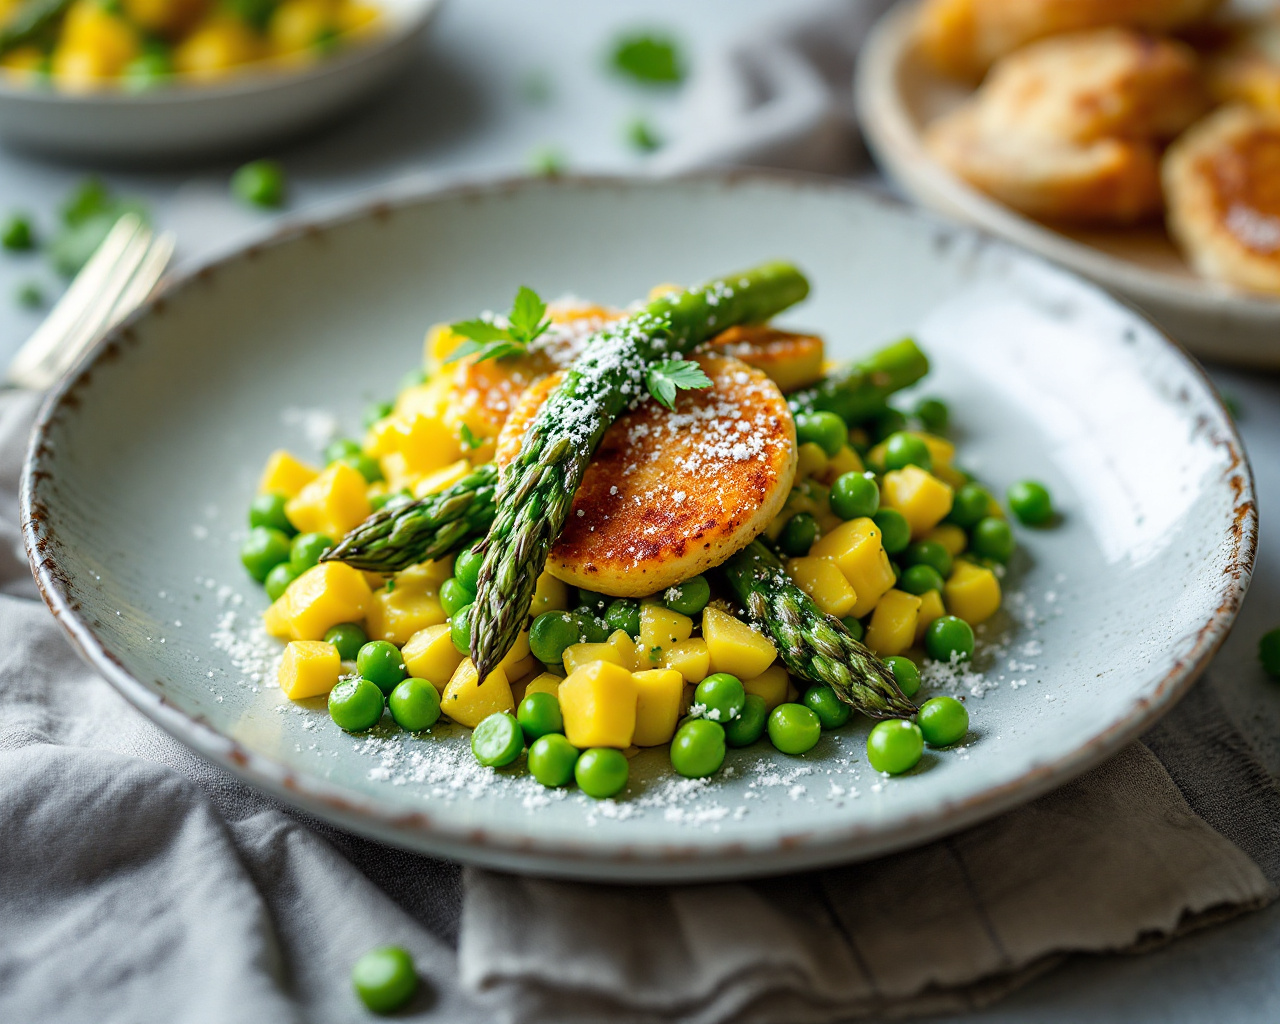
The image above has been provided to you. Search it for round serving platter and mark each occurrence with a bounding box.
[21,173,1255,881]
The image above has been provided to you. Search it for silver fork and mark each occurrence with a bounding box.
[7,213,175,392]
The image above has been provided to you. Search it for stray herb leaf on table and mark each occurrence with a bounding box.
[610,31,685,85]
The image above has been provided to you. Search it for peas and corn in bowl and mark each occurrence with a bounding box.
[242,265,1059,801]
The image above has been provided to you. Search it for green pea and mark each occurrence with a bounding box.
[767,703,821,755]
[669,719,726,778]
[363,400,393,429]
[779,512,819,557]
[248,492,294,534]
[665,575,711,616]
[324,622,368,662]
[914,397,949,434]
[530,611,584,664]
[946,483,991,530]
[575,747,629,798]
[351,945,417,1014]
[122,49,171,92]
[388,678,441,731]
[971,517,1015,563]
[231,159,286,209]
[873,407,908,441]
[439,577,476,618]
[575,588,611,615]
[724,694,768,747]
[453,543,484,592]
[572,610,610,643]
[357,640,407,695]
[1,213,34,251]
[528,733,579,787]
[883,432,932,472]
[829,472,879,521]
[899,564,944,596]
[903,540,952,578]
[883,655,920,698]
[924,615,974,663]
[517,691,563,741]
[872,509,911,555]
[866,719,923,774]
[339,452,384,484]
[840,616,865,642]
[16,281,43,309]
[471,712,524,768]
[795,411,848,457]
[1260,628,1280,678]
[240,526,292,582]
[693,672,745,723]
[802,685,851,729]
[328,677,384,732]
[1008,480,1054,526]
[918,696,968,747]
[324,439,362,464]
[264,561,299,602]
[451,604,474,655]
[605,598,641,638]
[289,532,333,573]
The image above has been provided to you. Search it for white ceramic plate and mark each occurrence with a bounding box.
[856,0,1280,368]
[0,0,441,160]
[21,174,1256,881]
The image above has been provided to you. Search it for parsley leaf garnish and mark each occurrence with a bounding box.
[646,359,712,411]
[458,423,483,451]
[446,285,552,364]
[610,33,685,85]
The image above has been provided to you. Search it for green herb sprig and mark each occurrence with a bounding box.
[446,286,552,365]
[645,358,712,410]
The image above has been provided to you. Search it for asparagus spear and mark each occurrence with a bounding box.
[788,336,928,422]
[1,0,72,55]
[469,261,811,679]
[321,463,498,572]
[324,336,929,573]
[722,540,916,719]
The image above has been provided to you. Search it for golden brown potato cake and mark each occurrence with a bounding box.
[1164,104,1280,295]
[703,325,826,392]
[496,355,797,597]
[1194,10,1280,114]
[926,29,1208,223]
[917,0,1225,80]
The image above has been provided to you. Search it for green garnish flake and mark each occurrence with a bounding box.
[646,358,712,410]
[610,31,685,85]
[528,146,566,177]
[2,213,35,251]
[446,285,552,365]
[626,116,662,153]
[459,423,483,451]
[50,178,150,278]
[15,281,44,309]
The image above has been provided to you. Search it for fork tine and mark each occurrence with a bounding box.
[105,230,174,332]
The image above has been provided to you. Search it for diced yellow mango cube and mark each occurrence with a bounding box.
[640,604,693,658]
[503,655,539,686]
[918,432,955,468]
[823,445,865,482]
[702,606,777,679]
[285,462,372,539]
[881,466,954,540]
[280,562,373,641]
[523,672,563,698]
[559,660,637,748]
[259,450,319,497]
[810,518,896,618]
[944,561,1002,625]
[397,557,454,589]
[924,523,967,557]
[631,668,685,746]
[531,571,571,615]
[366,586,446,645]
[364,416,401,458]
[915,588,946,643]
[412,459,470,498]
[278,640,341,699]
[263,596,293,638]
[606,629,638,671]
[378,452,417,494]
[392,412,462,477]
[743,664,790,711]
[563,640,628,675]
[394,377,453,421]
[786,555,858,617]
[660,638,710,682]
[796,442,829,481]
[864,589,923,657]
[934,463,969,490]
[497,631,533,675]
[440,660,513,728]
[402,623,463,690]
[425,323,465,368]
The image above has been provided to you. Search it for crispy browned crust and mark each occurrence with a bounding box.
[1164,104,1280,295]
[496,355,797,597]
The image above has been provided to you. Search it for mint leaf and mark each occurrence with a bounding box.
[646,359,712,411]
[611,33,685,85]
[450,319,510,344]
[508,285,550,345]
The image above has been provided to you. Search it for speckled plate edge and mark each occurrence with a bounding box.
[19,172,1259,881]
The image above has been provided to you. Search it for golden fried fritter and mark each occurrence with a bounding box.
[1194,9,1280,114]
[1164,104,1280,294]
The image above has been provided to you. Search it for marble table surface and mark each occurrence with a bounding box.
[0,1,1276,1019]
